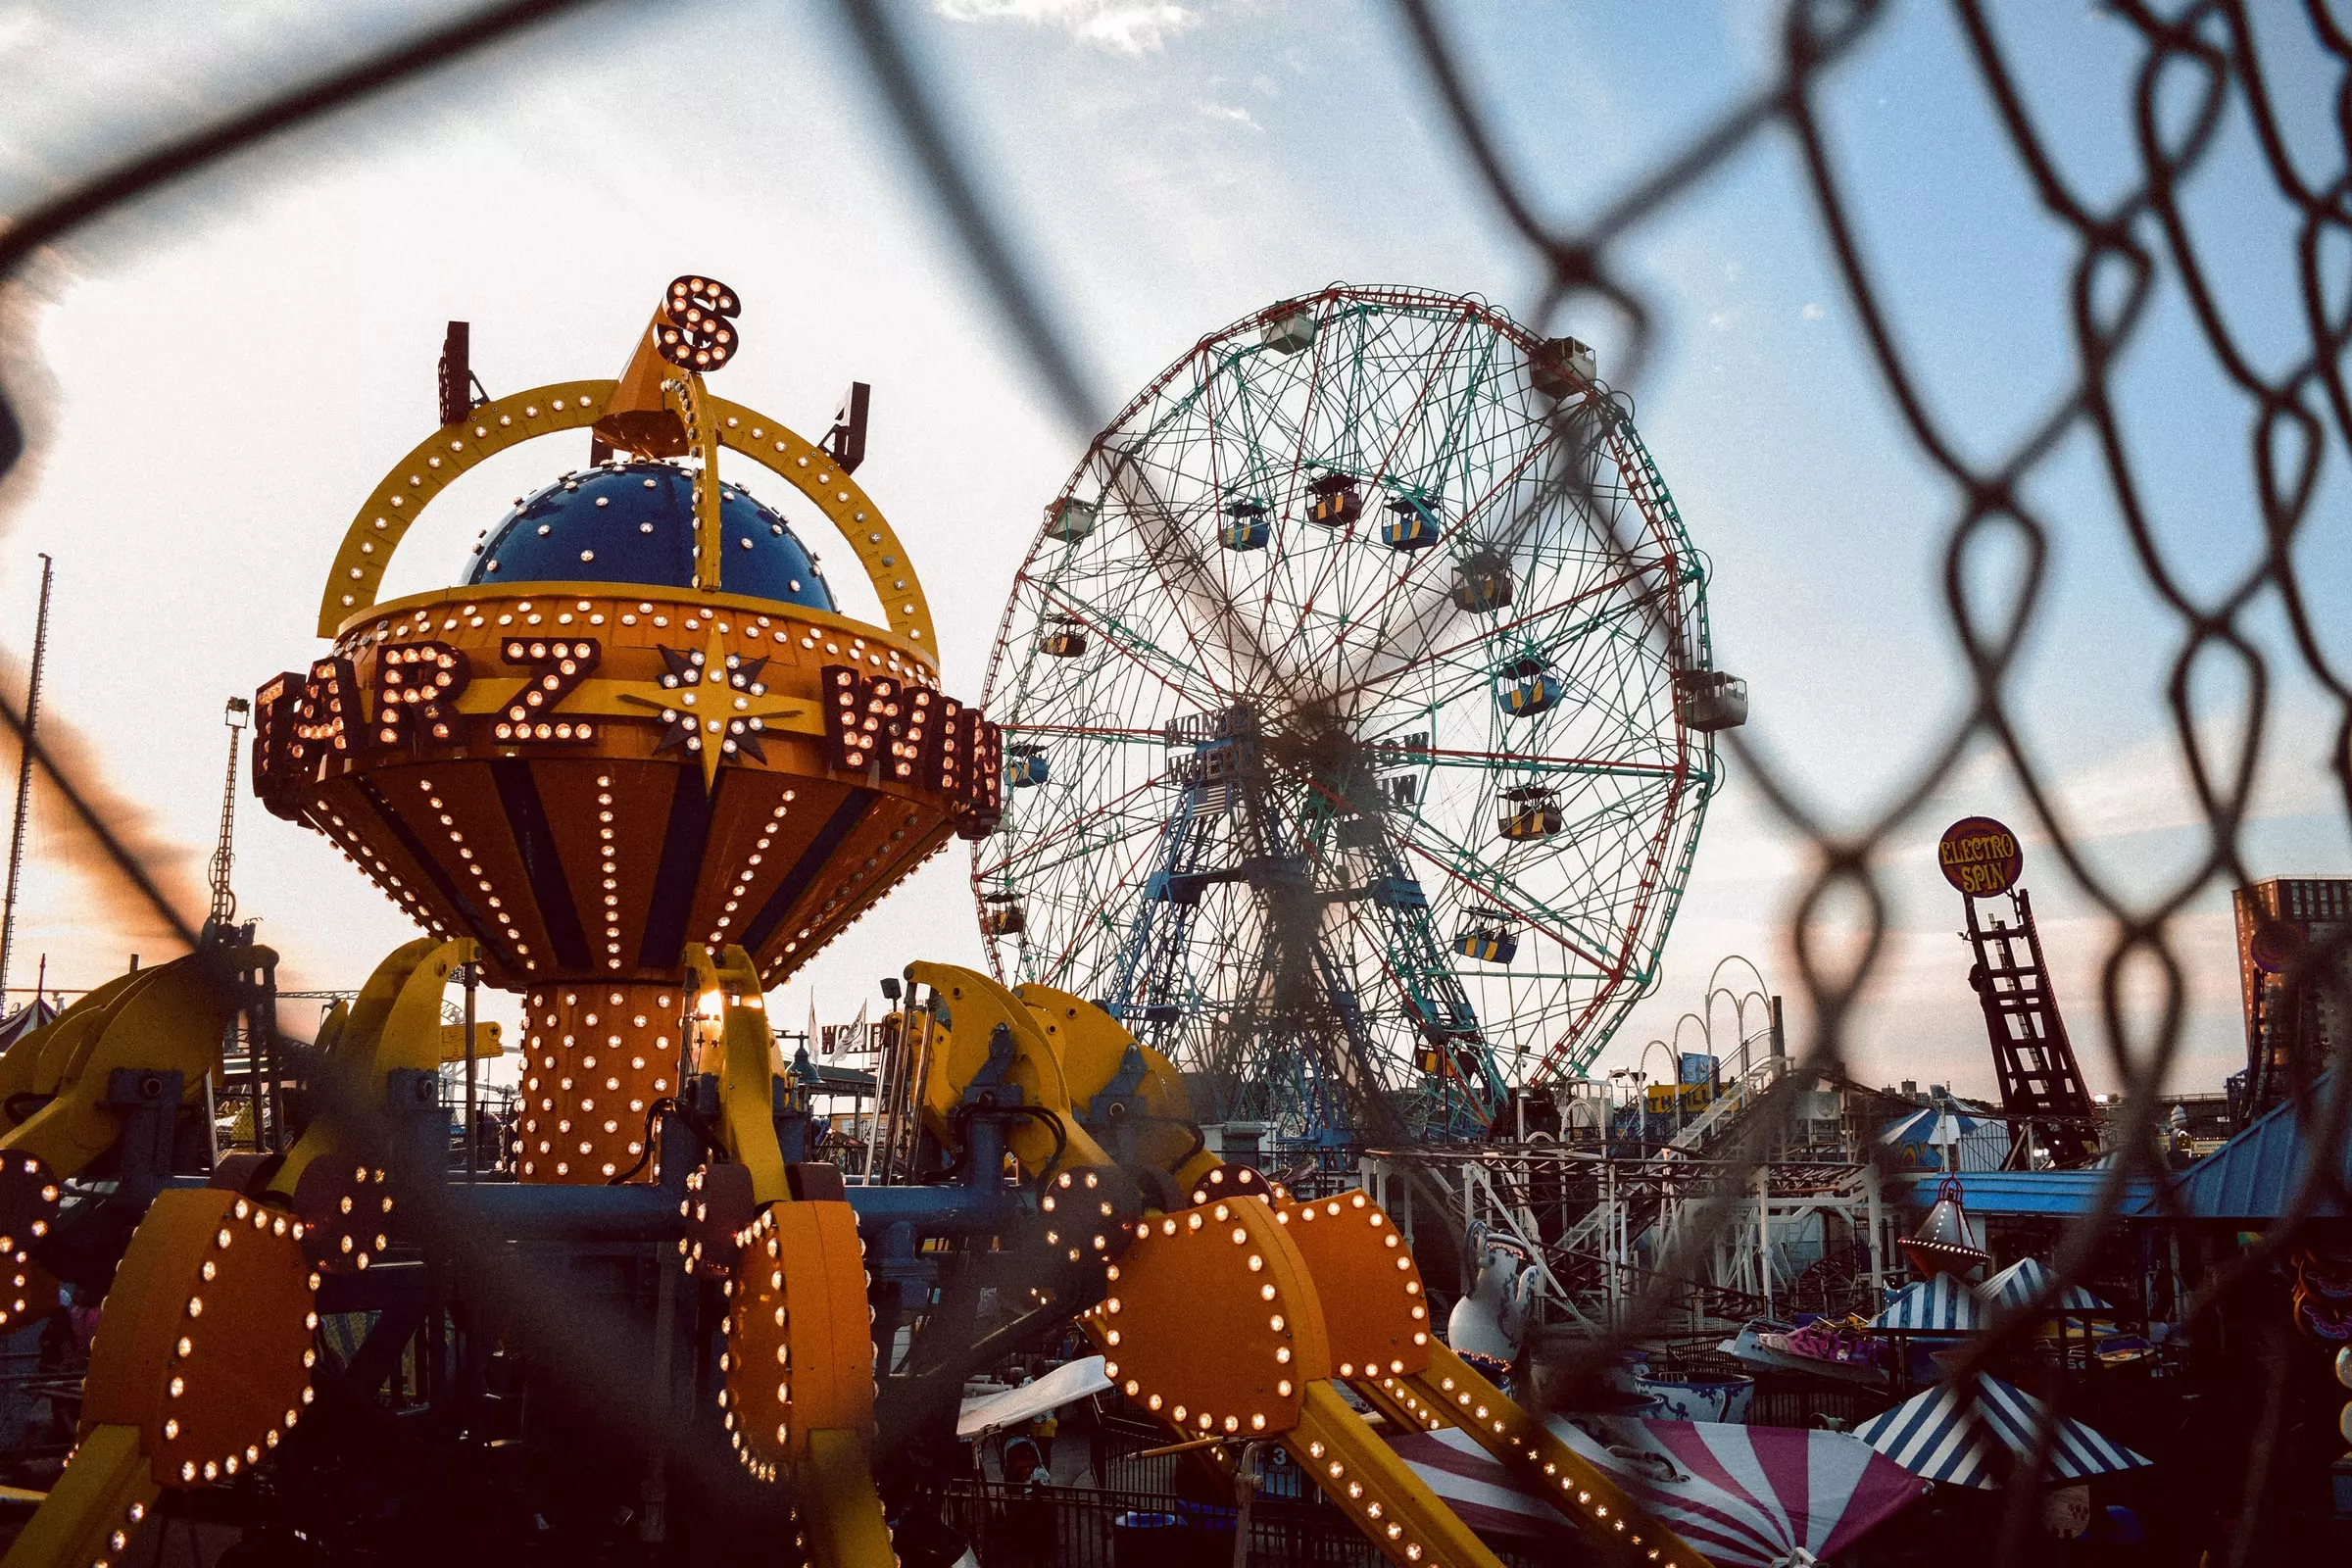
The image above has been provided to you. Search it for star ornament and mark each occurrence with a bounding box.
[614,622,808,790]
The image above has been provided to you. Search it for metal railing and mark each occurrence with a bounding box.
[941,1480,1558,1568]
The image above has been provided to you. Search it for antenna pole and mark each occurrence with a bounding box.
[1,555,55,999]
[463,957,478,1183]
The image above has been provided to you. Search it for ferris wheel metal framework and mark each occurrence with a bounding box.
[976,283,1740,1151]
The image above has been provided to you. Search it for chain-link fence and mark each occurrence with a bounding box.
[1,2,2349,1563]
[832,3,2352,1555]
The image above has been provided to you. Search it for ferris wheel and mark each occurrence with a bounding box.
[975,284,1740,1145]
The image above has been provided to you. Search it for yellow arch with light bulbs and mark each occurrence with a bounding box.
[316,379,937,658]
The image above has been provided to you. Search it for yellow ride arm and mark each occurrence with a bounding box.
[274,937,473,1200]
[682,942,790,1205]
[699,964,891,1568]
[0,970,143,1120]
[903,963,1114,1179]
[1010,983,1212,1190]
[1396,1344,1712,1567]
[0,949,269,1247]
[1276,1187,1713,1566]
[3,1190,317,1568]
[0,1424,155,1568]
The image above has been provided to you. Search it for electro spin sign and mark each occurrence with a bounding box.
[1937,815,2024,899]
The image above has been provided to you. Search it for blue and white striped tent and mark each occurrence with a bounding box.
[1853,1372,2151,1488]
[1983,1255,2110,1316]
[1878,1103,2007,1173]
[1870,1273,1984,1332]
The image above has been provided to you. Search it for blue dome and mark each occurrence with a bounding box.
[464,461,837,611]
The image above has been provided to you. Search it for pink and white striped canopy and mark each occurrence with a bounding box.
[1388,1415,1925,1568]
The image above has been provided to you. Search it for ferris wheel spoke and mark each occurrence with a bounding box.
[1108,408,1306,697]
[1200,367,1307,696]
[1353,533,1660,703]
[1417,746,1683,780]
[1287,312,1471,696]
[1322,556,1679,714]
[1005,723,1170,746]
[1254,326,1338,629]
[1002,574,1217,730]
[1331,378,1552,675]
[1320,877,1499,1101]
[1256,316,1424,686]
[1032,567,1221,692]
[1028,578,1228,713]
[1024,817,1175,989]
[1277,310,1509,706]
[1202,345,1377,707]
[1387,811,1625,972]
[984,824,1146,896]
[1120,512,1272,706]
[987,768,1173,881]
[1522,795,1702,1078]
[1542,620,1685,729]
[1326,446,1561,681]
[1364,307,1478,485]
[1323,311,1488,694]
[1065,416,1274,708]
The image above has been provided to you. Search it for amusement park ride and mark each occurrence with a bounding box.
[1937,816,2097,1168]
[978,285,1740,1153]
[0,282,1724,1567]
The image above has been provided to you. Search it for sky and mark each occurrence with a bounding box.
[0,0,2343,1102]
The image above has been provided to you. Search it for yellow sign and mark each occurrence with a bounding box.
[1937,815,2023,898]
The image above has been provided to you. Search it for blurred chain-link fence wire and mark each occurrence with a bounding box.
[830,1,2352,1558]
[0,0,2347,1562]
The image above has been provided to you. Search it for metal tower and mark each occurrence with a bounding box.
[204,697,251,940]
[0,553,54,999]
[1100,706,1503,1146]
[1964,887,2096,1166]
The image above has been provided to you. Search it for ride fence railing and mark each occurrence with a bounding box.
[941,1480,1560,1568]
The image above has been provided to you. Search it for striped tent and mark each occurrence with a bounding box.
[1870,1273,1984,1332]
[0,997,55,1051]
[1387,1418,1924,1568]
[1852,1372,2151,1488]
[1879,1103,2006,1173]
[1983,1255,2110,1315]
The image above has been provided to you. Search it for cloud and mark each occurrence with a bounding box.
[1801,301,1824,319]
[1198,100,1256,127]
[933,0,1199,55]
[0,11,45,59]
[2022,694,2341,850]
[0,647,209,959]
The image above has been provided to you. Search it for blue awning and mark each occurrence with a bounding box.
[1882,1084,2352,1223]
[2162,1080,2352,1220]
[1853,1372,2151,1488]
[1887,1169,2157,1218]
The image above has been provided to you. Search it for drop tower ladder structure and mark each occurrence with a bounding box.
[1965,887,2096,1167]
